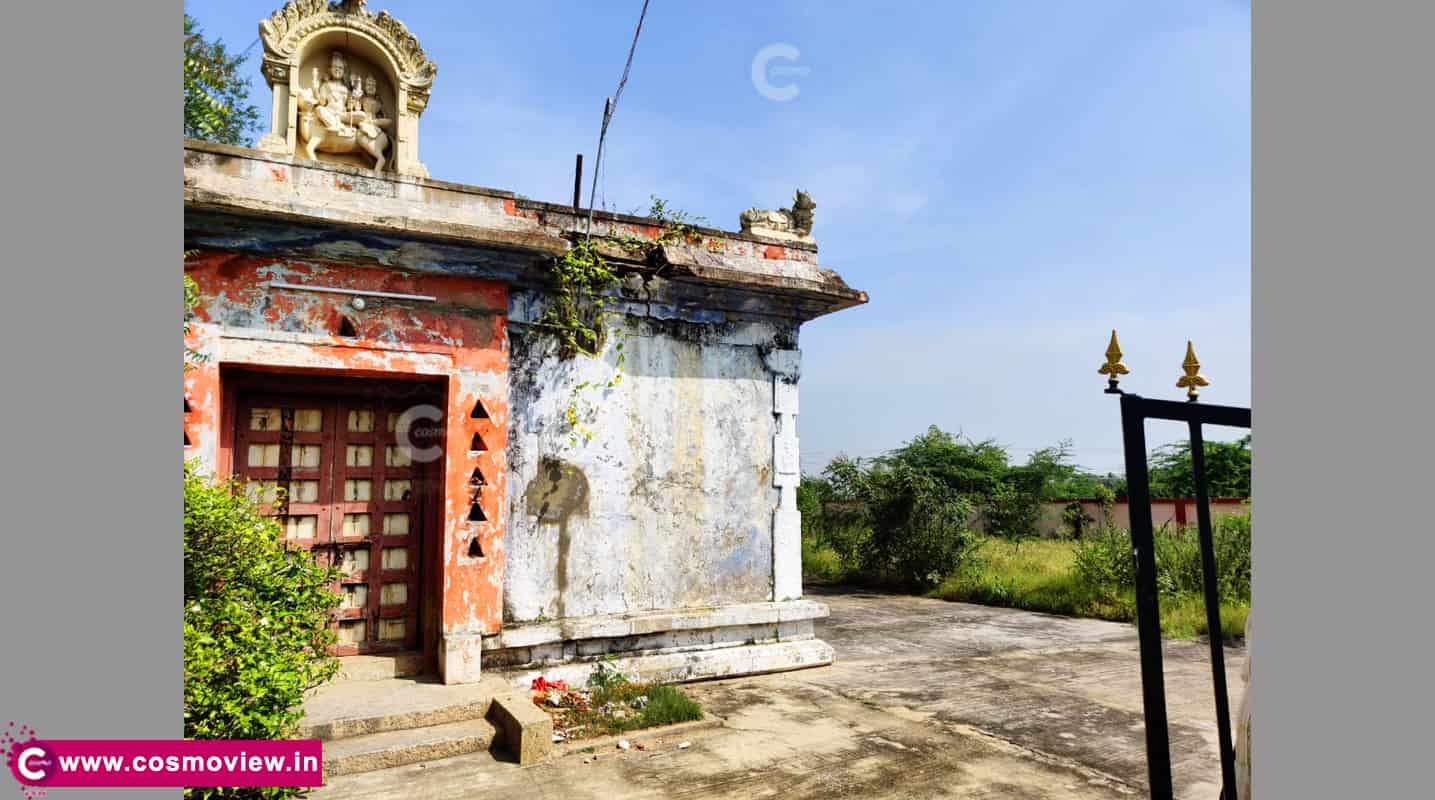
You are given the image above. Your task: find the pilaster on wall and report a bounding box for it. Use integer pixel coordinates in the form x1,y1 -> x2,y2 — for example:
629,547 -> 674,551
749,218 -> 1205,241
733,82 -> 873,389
765,349 -> 803,602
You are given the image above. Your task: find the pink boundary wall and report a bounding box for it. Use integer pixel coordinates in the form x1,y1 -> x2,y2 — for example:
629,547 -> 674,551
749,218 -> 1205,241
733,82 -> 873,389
1036,498 -> 1250,538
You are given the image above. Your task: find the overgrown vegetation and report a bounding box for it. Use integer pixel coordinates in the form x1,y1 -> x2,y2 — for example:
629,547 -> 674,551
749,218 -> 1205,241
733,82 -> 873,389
929,511 -> 1251,639
184,14 -> 260,145
531,662 -> 704,741
1072,511 -> 1252,606
540,239 -> 623,359
539,196 -> 708,360
541,197 -> 706,447
184,465 -> 342,799
800,427 -> 1107,588
801,424 -> 1252,639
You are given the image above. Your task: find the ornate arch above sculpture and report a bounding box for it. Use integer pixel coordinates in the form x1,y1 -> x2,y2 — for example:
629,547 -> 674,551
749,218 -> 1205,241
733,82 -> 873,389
255,0 -> 437,178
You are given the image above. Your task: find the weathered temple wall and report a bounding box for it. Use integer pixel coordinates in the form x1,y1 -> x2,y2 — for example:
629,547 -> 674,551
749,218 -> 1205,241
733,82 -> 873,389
502,304 -> 797,623
183,252 -> 508,682
183,140 -> 854,683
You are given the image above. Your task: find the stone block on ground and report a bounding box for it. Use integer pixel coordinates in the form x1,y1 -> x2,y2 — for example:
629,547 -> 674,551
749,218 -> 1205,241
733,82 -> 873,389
487,690 -> 553,765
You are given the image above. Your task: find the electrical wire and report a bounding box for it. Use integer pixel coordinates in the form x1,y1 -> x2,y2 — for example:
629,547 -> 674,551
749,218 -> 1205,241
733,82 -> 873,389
585,0 -> 653,238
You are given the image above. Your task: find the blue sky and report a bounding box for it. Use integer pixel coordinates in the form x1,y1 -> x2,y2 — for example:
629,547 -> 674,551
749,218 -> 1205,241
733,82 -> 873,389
186,0 -> 1250,475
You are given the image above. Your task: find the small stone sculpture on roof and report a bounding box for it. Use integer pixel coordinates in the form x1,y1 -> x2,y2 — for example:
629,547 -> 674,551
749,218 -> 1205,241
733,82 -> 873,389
740,191 -> 816,245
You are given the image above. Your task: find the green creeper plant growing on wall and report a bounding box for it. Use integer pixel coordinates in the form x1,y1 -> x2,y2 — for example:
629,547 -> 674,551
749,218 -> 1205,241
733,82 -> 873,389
540,239 -> 621,360
541,197 -> 705,448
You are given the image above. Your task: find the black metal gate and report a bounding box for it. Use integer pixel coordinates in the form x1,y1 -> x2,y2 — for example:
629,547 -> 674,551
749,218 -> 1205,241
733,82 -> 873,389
1101,332 -> 1250,800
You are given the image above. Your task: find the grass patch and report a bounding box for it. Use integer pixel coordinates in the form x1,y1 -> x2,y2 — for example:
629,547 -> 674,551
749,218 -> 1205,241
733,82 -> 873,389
533,673 -> 703,741
929,536 -> 1248,640
801,537 -> 849,583
932,538 -> 1089,615
1161,593 -> 1249,640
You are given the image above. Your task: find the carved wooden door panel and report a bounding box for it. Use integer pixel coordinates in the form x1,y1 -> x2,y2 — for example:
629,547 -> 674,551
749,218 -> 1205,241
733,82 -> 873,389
234,392 -> 429,655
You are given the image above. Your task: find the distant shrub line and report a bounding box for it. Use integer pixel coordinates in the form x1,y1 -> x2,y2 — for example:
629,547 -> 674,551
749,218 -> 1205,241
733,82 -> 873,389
800,424 -> 1252,639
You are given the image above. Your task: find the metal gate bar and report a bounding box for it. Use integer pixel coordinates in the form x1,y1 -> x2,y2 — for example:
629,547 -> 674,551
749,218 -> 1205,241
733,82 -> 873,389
1189,421 -> 1239,800
1102,334 -> 1249,799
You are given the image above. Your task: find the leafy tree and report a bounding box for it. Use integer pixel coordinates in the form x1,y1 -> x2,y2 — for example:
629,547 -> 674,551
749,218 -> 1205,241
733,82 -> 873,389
184,14 -> 260,145
883,426 -> 1010,499
990,440 -> 1096,541
1148,435 -> 1251,497
1049,470 -> 1125,499
1018,440 -> 1079,499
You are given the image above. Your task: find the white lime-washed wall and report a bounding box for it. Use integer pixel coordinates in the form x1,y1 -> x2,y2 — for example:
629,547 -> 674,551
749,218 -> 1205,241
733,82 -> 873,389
502,296 -> 803,624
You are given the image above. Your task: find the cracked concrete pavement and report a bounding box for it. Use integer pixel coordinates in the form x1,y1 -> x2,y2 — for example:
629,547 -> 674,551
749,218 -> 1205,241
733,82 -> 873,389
319,586 -> 1245,799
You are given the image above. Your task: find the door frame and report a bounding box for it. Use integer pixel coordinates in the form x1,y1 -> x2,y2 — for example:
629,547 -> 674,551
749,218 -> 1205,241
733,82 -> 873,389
221,366 -> 448,672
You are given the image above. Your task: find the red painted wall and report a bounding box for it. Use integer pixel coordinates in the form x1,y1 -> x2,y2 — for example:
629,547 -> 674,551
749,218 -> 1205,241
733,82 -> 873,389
183,252 -> 510,642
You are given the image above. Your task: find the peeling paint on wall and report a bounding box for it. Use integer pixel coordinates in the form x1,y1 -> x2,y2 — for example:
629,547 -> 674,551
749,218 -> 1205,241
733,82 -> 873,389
504,311 -> 789,623
184,252 -> 510,650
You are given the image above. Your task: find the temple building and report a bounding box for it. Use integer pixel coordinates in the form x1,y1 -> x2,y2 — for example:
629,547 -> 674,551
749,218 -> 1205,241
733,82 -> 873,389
183,0 -> 867,687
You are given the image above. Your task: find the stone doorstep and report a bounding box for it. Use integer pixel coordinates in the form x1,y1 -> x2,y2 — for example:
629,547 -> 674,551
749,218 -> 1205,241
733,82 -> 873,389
299,676 -> 495,740
482,599 -> 831,652
300,676 -> 552,774
331,651 -> 425,683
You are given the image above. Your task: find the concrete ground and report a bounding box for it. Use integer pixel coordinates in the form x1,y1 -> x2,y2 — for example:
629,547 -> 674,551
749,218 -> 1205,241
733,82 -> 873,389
319,586 -> 1245,799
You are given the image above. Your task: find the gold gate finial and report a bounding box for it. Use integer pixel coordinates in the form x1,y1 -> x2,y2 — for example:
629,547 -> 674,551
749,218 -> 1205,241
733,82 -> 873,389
1098,329 -> 1130,392
1176,340 -> 1210,401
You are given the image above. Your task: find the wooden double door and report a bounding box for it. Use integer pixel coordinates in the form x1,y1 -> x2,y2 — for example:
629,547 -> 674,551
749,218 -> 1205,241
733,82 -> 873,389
231,378 -> 443,656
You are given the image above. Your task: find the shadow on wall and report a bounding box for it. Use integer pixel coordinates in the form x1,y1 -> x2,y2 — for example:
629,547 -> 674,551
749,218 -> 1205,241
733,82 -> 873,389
522,458 -> 590,620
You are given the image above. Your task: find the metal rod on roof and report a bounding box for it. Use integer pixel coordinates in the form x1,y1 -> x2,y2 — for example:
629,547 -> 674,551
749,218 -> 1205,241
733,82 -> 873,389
573,153 -> 584,216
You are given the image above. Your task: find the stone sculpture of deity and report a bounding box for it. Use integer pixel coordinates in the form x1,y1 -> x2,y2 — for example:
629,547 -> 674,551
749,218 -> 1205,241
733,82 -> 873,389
294,51 -> 390,171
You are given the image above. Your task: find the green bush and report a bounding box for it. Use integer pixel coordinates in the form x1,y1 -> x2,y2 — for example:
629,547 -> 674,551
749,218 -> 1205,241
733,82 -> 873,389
860,464 -> 977,590
799,428 -> 1130,588
797,474 -> 870,571
801,536 -> 850,582
984,481 -> 1041,542
1060,500 -> 1095,539
1072,525 -> 1136,599
1073,511 -> 1252,604
1154,512 -> 1252,601
184,463 -> 342,800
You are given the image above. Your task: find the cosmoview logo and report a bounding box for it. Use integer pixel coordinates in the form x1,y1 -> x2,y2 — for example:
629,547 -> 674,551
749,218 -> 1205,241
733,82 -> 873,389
14,745 -> 54,784
393,403 -> 445,464
5,722 -> 53,798
751,43 -> 810,102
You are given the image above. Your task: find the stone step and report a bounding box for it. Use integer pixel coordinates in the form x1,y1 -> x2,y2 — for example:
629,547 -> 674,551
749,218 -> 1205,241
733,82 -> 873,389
332,652 -> 425,682
299,677 -> 494,740
321,717 -> 502,777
